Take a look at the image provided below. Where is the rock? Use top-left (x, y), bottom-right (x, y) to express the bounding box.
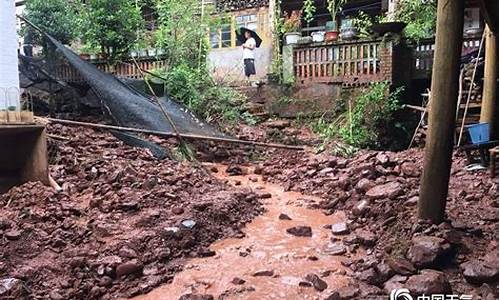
top-left (383, 275), bottom-right (407, 293)
top-left (179, 294), bottom-right (214, 300)
top-left (257, 192), bottom-right (272, 199)
top-left (119, 246), bottom-right (138, 259)
top-left (355, 178), bottom-right (375, 193)
top-left (365, 182), bottom-right (403, 200)
top-left (172, 207), bottom-right (185, 215)
top-left (331, 222), bottom-right (349, 235)
top-left (337, 285), bottom-right (360, 299)
top-left (387, 257), bottom-right (416, 275)
top-left (352, 200), bottom-right (370, 216)
top-left (407, 236), bottom-right (451, 267)
top-left (226, 165), bottom-right (244, 176)
top-left (376, 153), bottom-right (390, 165)
top-left (305, 274), bottom-right (328, 291)
top-left (278, 213), bottom-right (292, 220)
top-left (320, 167), bottom-right (335, 175)
top-left (116, 261), bottom-right (143, 277)
top-left (264, 120), bottom-right (290, 129)
top-left (324, 292), bottom-right (341, 300)
top-left (252, 270), bottom-right (274, 277)
top-left (298, 281), bottom-right (312, 287)
top-left (461, 260), bottom-right (499, 284)
top-left (373, 263), bottom-right (393, 285)
top-left (357, 268), bottom-right (379, 285)
top-left (405, 196), bottom-right (419, 206)
top-left (401, 162), bottom-right (419, 177)
top-left (98, 276), bottom-right (113, 287)
top-left (406, 269), bottom-right (452, 295)
top-left (0, 278), bottom-right (23, 298)
top-left (323, 242), bottom-right (347, 256)
top-left (198, 249), bottom-right (216, 257)
top-left (4, 229), bottom-right (21, 240)
top-left (357, 230), bottom-right (377, 247)
top-left (286, 226), bottom-right (312, 237)
top-left (231, 277), bottom-right (246, 285)
top-left (49, 290), bottom-right (64, 300)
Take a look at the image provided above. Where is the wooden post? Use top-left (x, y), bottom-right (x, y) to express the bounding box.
top-left (480, 25), bottom-right (498, 139)
top-left (418, 0), bottom-right (465, 223)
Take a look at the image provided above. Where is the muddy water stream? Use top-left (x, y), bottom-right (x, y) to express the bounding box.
top-left (132, 164), bottom-right (352, 300)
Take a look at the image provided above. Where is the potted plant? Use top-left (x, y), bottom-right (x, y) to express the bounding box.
top-left (326, 0), bottom-right (347, 42)
top-left (282, 10), bottom-right (302, 45)
top-left (340, 17), bottom-right (358, 40)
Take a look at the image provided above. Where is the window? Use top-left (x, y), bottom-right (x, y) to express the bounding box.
top-left (209, 14), bottom-right (259, 49)
top-left (210, 23), bottom-right (232, 49)
top-left (221, 24), bottom-right (232, 47)
top-left (236, 14), bottom-right (257, 46)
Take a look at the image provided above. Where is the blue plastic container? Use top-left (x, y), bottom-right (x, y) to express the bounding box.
top-left (466, 122), bottom-right (490, 144)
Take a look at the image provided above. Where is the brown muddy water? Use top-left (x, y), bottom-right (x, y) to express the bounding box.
top-left (132, 164), bottom-right (353, 300)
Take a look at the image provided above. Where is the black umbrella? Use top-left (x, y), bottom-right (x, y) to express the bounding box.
top-left (235, 27), bottom-right (262, 48)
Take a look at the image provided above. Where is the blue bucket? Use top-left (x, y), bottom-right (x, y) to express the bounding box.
top-left (466, 122), bottom-right (490, 144)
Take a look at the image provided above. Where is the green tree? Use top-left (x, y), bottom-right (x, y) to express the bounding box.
top-left (81, 0), bottom-right (145, 62)
top-left (395, 0), bottom-right (437, 42)
top-left (154, 0), bottom-right (219, 70)
top-left (23, 0), bottom-right (81, 51)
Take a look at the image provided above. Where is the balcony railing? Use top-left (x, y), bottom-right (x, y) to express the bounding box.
top-left (413, 35), bottom-right (482, 78)
top-left (53, 56), bottom-right (168, 83)
top-left (293, 39), bottom-right (389, 85)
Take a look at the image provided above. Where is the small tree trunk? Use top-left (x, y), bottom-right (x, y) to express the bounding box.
top-left (480, 25), bottom-right (499, 140)
top-left (418, 0), bottom-right (465, 224)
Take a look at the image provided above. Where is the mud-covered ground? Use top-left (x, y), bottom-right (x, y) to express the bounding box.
top-left (256, 146), bottom-right (499, 299)
top-left (0, 124), bottom-right (263, 299)
top-left (0, 119), bottom-right (498, 300)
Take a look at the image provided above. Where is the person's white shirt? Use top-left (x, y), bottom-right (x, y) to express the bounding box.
top-left (243, 37), bottom-right (256, 60)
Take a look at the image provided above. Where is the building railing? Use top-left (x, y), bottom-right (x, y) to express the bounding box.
top-left (53, 56), bottom-right (168, 83)
top-left (413, 35), bottom-right (482, 78)
top-left (292, 39), bottom-right (390, 85)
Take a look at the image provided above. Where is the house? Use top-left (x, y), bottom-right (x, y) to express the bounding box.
top-left (206, 0), bottom-right (274, 83)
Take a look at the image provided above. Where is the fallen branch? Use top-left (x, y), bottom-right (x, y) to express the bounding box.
top-left (39, 117), bottom-right (305, 151)
top-left (48, 134), bottom-right (70, 141)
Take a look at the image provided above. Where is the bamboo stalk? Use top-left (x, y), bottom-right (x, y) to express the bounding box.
top-left (457, 30), bottom-right (486, 145)
top-left (39, 117), bottom-right (305, 150)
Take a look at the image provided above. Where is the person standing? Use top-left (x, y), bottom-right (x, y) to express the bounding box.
top-left (242, 30), bottom-right (256, 83)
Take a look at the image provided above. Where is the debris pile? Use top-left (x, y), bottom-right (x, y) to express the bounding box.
top-left (259, 149), bottom-right (499, 297)
top-left (0, 124), bottom-right (263, 299)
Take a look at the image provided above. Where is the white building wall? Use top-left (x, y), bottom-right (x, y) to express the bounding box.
top-left (0, 0), bottom-right (20, 109)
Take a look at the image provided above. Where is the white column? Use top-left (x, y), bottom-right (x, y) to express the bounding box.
top-left (0, 0), bottom-right (20, 109)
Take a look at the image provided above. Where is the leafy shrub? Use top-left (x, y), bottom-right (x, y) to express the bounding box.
top-left (310, 82), bottom-right (403, 150)
top-left (80, 0), bottom-right (145, 62)
top-left (339, 83), bottom-right (403, 148)
top-left (394, 0), bottom-right (437, 42)
top-left (153, 64), bottom-right (255, 126)
top-left (24, 0), bottom-right (81, 51)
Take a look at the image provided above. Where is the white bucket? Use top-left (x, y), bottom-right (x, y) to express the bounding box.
top-left (311, 31), bottom-right (325, 43)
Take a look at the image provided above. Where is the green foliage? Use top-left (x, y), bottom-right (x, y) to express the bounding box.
top-left (80, 0), bottom-right (145, 62)
top-left (326, 0), bottom-right (347, 22)
top-left (352, 11), bottom-right (375, 38)
top-left (23, 0), bottom-right (81, 50)
top-left (394, 0), bottom-right (437, 42)
top-left (340, 83), bottom-right (403, 148)
top-left (154, 64), bottom-right (255, 126)
top-left (154, 0), bottom-right (218, 71)
top-left (303, 0), bottom-right (316, 27)
top-left (310, 83), bottom-right (403, 150)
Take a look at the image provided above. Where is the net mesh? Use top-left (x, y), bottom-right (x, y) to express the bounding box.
top-left (45, 35), bottom-right (227, 139)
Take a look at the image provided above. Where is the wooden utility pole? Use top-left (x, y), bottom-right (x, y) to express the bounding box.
top-left (418, 0), bottom-right (465, 223)
top-left (480, 24), bottom-right (498, 139)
